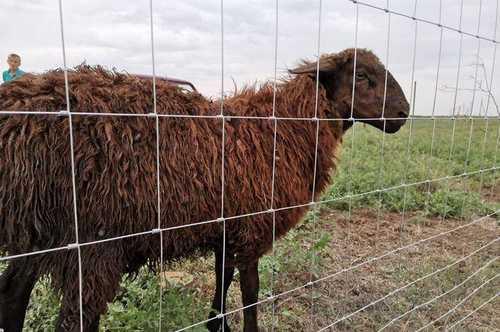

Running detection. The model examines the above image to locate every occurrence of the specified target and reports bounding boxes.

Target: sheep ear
[289,60,333,75]
[289,51,353,76]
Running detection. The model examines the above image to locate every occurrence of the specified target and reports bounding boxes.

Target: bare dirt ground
[176,205,498,331]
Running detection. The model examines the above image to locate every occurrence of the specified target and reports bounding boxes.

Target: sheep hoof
[206,311,231,332]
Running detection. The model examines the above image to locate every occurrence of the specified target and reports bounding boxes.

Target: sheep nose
[392,99,409,118]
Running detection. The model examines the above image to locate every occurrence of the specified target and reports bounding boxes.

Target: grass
[2,118,499,331]
[326,118,500,218]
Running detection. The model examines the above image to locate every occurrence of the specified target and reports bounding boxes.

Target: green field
[3,118,499,331]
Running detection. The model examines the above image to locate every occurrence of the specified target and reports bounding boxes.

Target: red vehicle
[134,74,197,92]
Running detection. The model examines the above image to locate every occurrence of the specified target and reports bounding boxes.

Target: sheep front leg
[239,260,259,332]
[207,250,235,332]
[54,250,125,332]
[0,259,38,332]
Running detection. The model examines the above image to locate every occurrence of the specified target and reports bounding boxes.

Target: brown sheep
[0,48,409,332]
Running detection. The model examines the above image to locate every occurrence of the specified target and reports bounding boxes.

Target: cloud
[0,0,498,115]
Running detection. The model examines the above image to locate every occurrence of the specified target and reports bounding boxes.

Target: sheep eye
[356,72,367,80]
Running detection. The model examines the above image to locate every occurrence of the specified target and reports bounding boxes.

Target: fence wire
[57,0,83,330]
[446,292,499,331]
[317,238,498,331]
[0,166,498,263]
[0,0,498,331]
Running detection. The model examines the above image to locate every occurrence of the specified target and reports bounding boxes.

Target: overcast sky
[1,0,499,116]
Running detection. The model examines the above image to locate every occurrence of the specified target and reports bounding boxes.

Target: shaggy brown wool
[0,49,409,331]
[0,65,340,327]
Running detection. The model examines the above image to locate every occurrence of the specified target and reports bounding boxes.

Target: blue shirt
[2,69,25,83]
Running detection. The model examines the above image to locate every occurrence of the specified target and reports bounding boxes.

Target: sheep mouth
[384,118,407,133]
[382,106,409,133]
[361,118,407,134]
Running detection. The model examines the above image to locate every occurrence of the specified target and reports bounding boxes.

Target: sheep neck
[222,76,344,239]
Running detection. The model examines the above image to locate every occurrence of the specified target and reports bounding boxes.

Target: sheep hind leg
[206,250,235,332]
[0,259,38,332]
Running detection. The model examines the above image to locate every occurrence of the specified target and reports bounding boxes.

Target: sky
[0,0,499,116]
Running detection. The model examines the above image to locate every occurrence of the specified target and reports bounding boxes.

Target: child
[2,54,25,83]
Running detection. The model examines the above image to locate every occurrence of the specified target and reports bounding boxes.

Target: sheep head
[290,48,409,134]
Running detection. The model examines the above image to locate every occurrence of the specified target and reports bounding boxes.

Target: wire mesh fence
[0,0,498,331]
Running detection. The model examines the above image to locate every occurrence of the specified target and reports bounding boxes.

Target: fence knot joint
[66,243,78,250]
